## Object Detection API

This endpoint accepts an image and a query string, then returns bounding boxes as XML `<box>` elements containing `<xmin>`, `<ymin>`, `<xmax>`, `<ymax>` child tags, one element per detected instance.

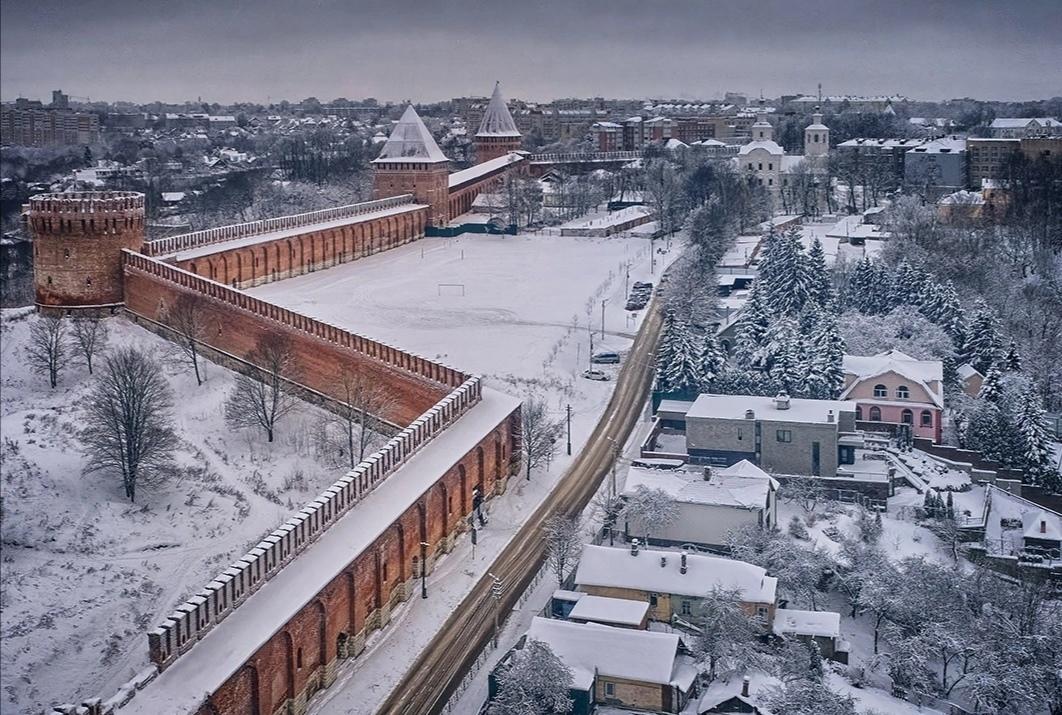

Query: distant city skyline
<box><xmin>2</xmin><ymin>0</ymin><xmax>1061</xmax><ymax>105</ymax></box>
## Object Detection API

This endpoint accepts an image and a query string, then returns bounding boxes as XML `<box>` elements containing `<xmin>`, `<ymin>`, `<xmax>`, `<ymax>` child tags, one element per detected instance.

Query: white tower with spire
<box><xmin>804</xmin><ymin>107</ymin><xmax>830</xmax><ymax>159</ymax></box>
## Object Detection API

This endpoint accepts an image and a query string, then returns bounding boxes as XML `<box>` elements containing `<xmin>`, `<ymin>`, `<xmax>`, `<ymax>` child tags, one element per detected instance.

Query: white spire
<box><xmin>476</xmin><ymin>82</ymin><xmax>521</xmax><ymax>138</ymax></box>
<box><xmin>373</xmin><ymin>105</ymin><xmax>448</xmax><ymax>164</ymax></box>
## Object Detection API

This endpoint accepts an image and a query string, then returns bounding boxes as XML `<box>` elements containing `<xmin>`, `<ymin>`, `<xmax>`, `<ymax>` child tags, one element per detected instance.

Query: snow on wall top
<box><xmin>447</xmin><ymin>152</ymin><xmax>525</xmax><ymax>189</ymax></box>
<box><xmin>574</xmin><ymin>544</ymin><xmax>777</xmax><ymax>604</ymax></box>
<box><xmin>373</xmin><ymin>105</ymin><xmax>449</xmax><ymax>164</ymax></box>
<box><xmin>526</xmin><ymin>616</ymin><xmax>680</xmax><ymax>688</ymax></box>
<box><xmin>476</xmin><ymin>82</ymin><xmax>521</xmax><ymax>138</ymax></box>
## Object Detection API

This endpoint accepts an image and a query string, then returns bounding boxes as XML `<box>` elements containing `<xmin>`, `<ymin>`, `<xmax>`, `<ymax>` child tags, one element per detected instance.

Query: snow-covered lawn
<box><xmin>0</xmin><ymin>311</ymin><xmax>365</xmax><ymax>713</ymax></box>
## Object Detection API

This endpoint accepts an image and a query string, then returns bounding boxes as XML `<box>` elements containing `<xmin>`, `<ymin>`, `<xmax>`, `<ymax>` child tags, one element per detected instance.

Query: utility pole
<box><xmin>588</xmin><ymin>321</ymin><xmax>594</xmax><ymax>368</ymax></box>
<box><xmin>650</xmin><ymin>236</ymin><xmax>656</xmax><ymax>275</ymax></box>
<box><xmin>566</xmin><ymin>404</ymin><xmax>572</xmax><ymax>455</ymax></box>
<box><xmin>419</xmin><ymin>541</ymin><xmax>429</xmax><ymax>599</ymax></box>
<box><xmin>600</xmin><ymin>299</ymin><xmax>608</xmax><ymax>339</ymax></box>
<box><xmin>624</xmin><ymin>261</ymin><xmax>630</xmax><ymax>297</ymax></box>
<box><xmin>488</xmin><ymin>571</ymin><xmax>504</xmax><ymax>648</ymax></box>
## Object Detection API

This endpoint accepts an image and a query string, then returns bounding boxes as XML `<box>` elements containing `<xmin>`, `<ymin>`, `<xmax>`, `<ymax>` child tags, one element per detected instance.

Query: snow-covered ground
<box><xmin>250</xmin><ymin>230</ymin><xmax>680</xmax><ymax>713</ymax></box>
<box><xmin>0</xmin><ymin>310</ymin><xmax>370</xmax><ymax>714</ymax></box>
<box><xmin>800</xmin><ymin>217</ymin><xmax>885</xmax><ymax>265</ymax></box>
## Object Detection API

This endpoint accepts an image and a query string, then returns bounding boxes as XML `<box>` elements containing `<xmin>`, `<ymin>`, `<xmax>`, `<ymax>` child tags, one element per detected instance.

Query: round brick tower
<box><xmin>28</xmin><ymin>191</ymin><xmax>145</xmax><ymax>312</ymax></box>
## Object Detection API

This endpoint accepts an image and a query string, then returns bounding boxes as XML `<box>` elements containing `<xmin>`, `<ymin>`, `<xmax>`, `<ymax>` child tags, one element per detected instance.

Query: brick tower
<box><xmin>372</xmin><ymin>105</ymin><xmax>451</xmax><ymax>226</ymax></box>
<box><xmin>475</xmin><ymin>82</ymin><xmax>522</xmax><ymax>162</ymax></box>
<box><xmin>27</xmin><ymin>190</ymin><xmax>145</xmax><ymax>313</ymax></box>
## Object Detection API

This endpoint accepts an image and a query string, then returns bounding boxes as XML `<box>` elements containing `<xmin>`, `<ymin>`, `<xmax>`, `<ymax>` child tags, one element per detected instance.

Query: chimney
<box><xmin>660</xmin><ymin>555</ymin><xmax>667</xmax><ymax>568</ymax></box>
<box><xmin>774</xmin><ymin>392</ymin><xmax>790</xmax><ymax>410</ymax></box>
<box><xmin>680</xmin><ymin>551</ymin><xmax>688</xmax><ymax>574</ymax></box>
<box><xmin>827</xmin><ymin>410</ymin><xmax>835</xmax><ymax>423</ymax></box>
<box><xmin>742</xmin><ymin>676</ymin><xmax>751</xmax><ymax>697</ymax></box>
<box><xmin>630</xmin><ymin>538</ymin><xmax>640</xmax><ymax>556</ymax></box>
<box><xmin>745</xmin><ymin>409</ymin><xmax>755</xmax><ymax>420</ymax></box>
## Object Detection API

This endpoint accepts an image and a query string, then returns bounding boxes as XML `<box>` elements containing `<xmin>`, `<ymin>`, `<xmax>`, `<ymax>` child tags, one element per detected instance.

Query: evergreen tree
<box><xmin>888</xmin><ymin>259</ymin><xmax>918</xmax><ymax>311</ymax></box>
<box><xmin>805</xmin><ymin>237</ymin><xmax>834</xmax><ymax>309</ymax></box>
<box><xmin>697</xmin><ymin>331</ymin><xmax>726</xmax><ymax>391</ymax></box>
<box><xmin>965</xmin><ymin>300</ymin><xmax>1004</xmax><ymax>373</ymax></box>
<box><xmin>735</xmin><ymin>285</ymin><xmax>772</xmax><ymax>369</ymax></box>
<box><xmin>1003</xmin><ymin>341</ymin><xmax>1022</xmax><ymax>372</ymax></box>
<box><xmin>656</xmin><ymin>313</ymin><xmax>701</xmax><ymax>394</ymax></box>
<box><xmin>760</xmin><ymin>227</ymin><xmax>810</xmax><ymax>315</ymax></box>
<box><xmin>965</xmin><ymin>400</ymin><xmax>1022</xmax><ymax>467</ymax></box>
<box><xmin>847</xmin><ymin>256</ymin><xmax>876</xmax><ymax>314</ymax></box>
<box><xmin>979</xmin><ymin>363</ymin><xmax>1004</xmax><ymax>402</ymax></box>
<box><xmin>805</xmin><ymin>316</ymin><xmax>847</xmax><ymax>399</ymax></box>
<box><xmin>1015</xmin><ymin>387</ymin><xmax>1051</xmax><ymax>478</ymax></box>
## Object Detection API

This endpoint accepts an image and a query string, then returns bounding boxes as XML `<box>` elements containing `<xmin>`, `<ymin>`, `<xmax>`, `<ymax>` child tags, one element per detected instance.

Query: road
<box><xmin>376</xmin><ymin>299</ymin><xmax>664</xmax><ymax>715</ymax></box>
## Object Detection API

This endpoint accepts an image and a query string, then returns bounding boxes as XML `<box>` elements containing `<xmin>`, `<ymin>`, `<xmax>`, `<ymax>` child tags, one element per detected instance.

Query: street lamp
<box><xmin>601</xmin><ymin>298</ymin><xmax>609</xmax><ymax>339</ymax></box>
<box><xmin>420</xmin><ymin>541</ymin><xmax>430</xmax><ymax>599</ymax></box>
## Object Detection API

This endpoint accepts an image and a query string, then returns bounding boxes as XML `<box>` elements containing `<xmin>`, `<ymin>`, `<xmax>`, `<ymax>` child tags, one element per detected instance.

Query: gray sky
<box><xmin>2</xmin><ymin>0</ymin><xmax>1060</xmax><ymax>105</ymax></box>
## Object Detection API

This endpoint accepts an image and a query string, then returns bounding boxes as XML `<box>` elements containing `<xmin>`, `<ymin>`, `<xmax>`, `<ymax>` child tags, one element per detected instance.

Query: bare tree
<box><xmin>225</xmin><ymin>334</ymin><xmax>298</xmax><ymax>443</ymax></box>
<box><xmin>335</xmin><ymin>366</ymin><xmax>394</xmax><ymax>467</ymax></box>
<box><xmin>782</xmin><ymin>477</ymin><xmax>829</xmax><ymax>521</ymax></box>
<box><xmin>81</xmin><ymin>347</ymin><xmax>178</xmax><ymax>502</ymax></box>
<box><xmin>621</xmin><ymin>485</ymin><xmax>679</xmax><ymax>544</ymax></box>
<box><xmin>70</xmin><ymin>317</ymin><xmax>108</xmax><ymax>375</ymax></box>
<box><xmin>164</xmin><ymin>293</ymin><xmax>207</xmax><ymax>385</ymax></box>
<box><xmin>25</xmin><ymin>313</ymin><xmax>68</xmax><ymax>388</ymax></box>
<box><xmin>520</xmin><ymin>395</ymin><xmax>562</xmax><ymax>480</ymax></box>
<box><xmin>543</xmin><ymin>514</ymin><xmax>583</xmax><ymax>586</ymax></box>
<box><xmin>590</xmin><ymin>485</ymin><xmax>623</xmax><ymax>546</ymax></box>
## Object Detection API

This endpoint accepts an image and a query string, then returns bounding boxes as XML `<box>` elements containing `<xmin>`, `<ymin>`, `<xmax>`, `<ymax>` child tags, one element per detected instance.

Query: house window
<box><xmin>855</xmin><ymin>406</ymin><xmax>863</xmax><ymax>420</ymax></box>
<box><xmin>382</xmin><ymin>561</ymin><xmax>388</xmax><ymax>582</ymax></box>
<box><xmin>681</xmin><ymin>600</ymin><xmax>692</xmax><ymax>615</ymax></box>
<box><xmin>768</xmin><ymin>178</ymin><xmax>773</xmax><ymax>186</ymax></box>
<box><xmin>921</xmin><ymin>410</ymin><xmax>934</xmax><ymax>427</ymax></box>
<box><xmin>896</xmin><ymin>385</ymin><xmax>910</xmax><ymax>399</ymax></box>
<box><xmin>776</xmin><ymin>430</ymin><xmax>792</xmax><ymax>443</ymax></box>
<box><xmin>901</xmin><ymin>409</ymin><xmax>913</xmax><ymax>424</ymax></box>
<box><xmin>757</xmin><ymin>606</ymin><xmax>768</xmax><ymax>617</ymax></box>
<box><xmin>758</xmin><ymin>163</ymin><xmax>763</xmax><ymax>170</ymax></box>
<box><xmin>814</xmin><ymin>133</ymin><xmax>819</xmax><ymax>142</ymax></box>
<box><xmin>768</xmin><ymin>163</ymin><xmax>773</xmax><ymax>170</ymax></box>
<box><xmin>649</xmin><ymin>593</ymin><xmax>658</xmax><ymax>607</ymax></box>
<box><xmin>605</xmin><ymin>682</ymin><xmax>615</xmax><ymax>697</ymax></box>
<box><xmin>869</xmin><ymin>406</ymin><xmax>882</xmax><ymax>422</ymax></box>
<box><xmin>873</xmin><ymin>384</ymin><xmax>888</xmax><ymax>398</ymax></box>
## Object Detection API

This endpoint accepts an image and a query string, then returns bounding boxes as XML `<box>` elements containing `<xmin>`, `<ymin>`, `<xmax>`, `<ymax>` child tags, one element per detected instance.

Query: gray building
<box><xmin>684</xmin><ymin>393</ymin><xmax>856</xmax><ymax>477</ymax></box>
<box><xmin>904</xmin><ymin>137</ymin><xmax>967</xmax><ymax>197</ymax></box>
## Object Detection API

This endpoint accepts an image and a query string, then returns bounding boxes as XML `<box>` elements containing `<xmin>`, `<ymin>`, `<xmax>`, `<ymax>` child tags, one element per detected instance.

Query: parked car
<box><xmin>582</xmin><ymin>369</ymin><xmax>611</xmax><ymax>381</ymax></box>
<box><xmin>591</xmin><ymin>351</ymin><xmax>621</xmax><ymax>364</ymax></box>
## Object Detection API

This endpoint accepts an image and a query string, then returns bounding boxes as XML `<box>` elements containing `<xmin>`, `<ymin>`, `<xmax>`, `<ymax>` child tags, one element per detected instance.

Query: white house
<box><xmin>621</xmin><ymin>461</ymin><xmax>778</xmax><ymax>548</ymax></box>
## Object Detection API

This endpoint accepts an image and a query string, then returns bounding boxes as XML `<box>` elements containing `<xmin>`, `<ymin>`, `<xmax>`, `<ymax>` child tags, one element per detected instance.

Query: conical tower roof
<box><xmin>373</xmin><ymin>105</ymin><xmax>448</xmax><ymax>163</ymax></box>
<box><xmin>476</xmin><ymin>82</ymin><xmax>520</xmax><ymax>138</ymax></box>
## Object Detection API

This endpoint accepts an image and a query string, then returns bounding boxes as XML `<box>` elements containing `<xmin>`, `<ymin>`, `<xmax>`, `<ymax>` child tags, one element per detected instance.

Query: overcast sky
<box><xmin>2</xmin><ymin>0</ymin><xmax>1060</xmax><ymax>105</ymax></box>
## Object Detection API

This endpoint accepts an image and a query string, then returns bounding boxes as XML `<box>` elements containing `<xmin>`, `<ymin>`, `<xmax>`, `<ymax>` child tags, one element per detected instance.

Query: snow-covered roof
<box><xmin>841</xmin><ymin>351</ymin><xmax>944</xmax><ymax>408</ymax></box>
<box><xmin>939</xmin><ymin>190</ymin><xmax>985</xmax><ymax>206</ymax></box>
<box><xmin>447</xmin><ymin>152</ymin><xmax>524</xmax><ymax>189</ymax></box>
<box><xmin>658</xmin><ymin>399</ymin><xmax>694</xmax><ymax>416</ymax></box>
<box><xmin>372</xmin><ymin>105</ymin><xmax>449</xmax><ymax>164</ymax></box>
<box><xmin>737</xmin><ymin>140</ymin><xmax>783</xmax><ymax>156</ymax></box>
<box><xmin>1023</xmin><ymin>510</ymin><xmax>1062</xmax><ymax>542</ymax></box>
<box><xmin>575</xmin><ymin>544</ymin><xmax>777</xmax><ymax>603</ymax></box>
<box><xmin>665</xmin><ymin>138</ymin><xmax>689</xmax><ymax>150</ymax></box>
<box><xmin>687</xmin><ymin>393</ymin><xmax>851</xmax><ymax>425</ymax></box>
<box><xmin>567</xmin><ymin>594</ymin><xmax>649</xmax><ymax>626</ymax></box>
<box><xmin>476</xmin><ymin>82</ymin><xmax>521</xmax><ymax>138</ymax></box>
<box><xmin>525</xmin><ymin>617</ymin><xmax>685</xmax><ymax>689</ymax></box>
<box><xmin>907</xmin><ymin>137</ymin><xmax>966</xmax><ymax>154</ymax></box>
<box><xmin>772</xmin><ymin>608</ymin><xmax>840</xmax><ymax>638</ymax></box>
<box><xmin>695</xmin><ymin>138</ymin><xmax>727</xmax><ymax>147</ymax></box>
<box><xmin>956</xmin><ymin>363</ymin><xmax>982</xmax><ymax>381</ymax></box>
<box><xmin>990</xmin><ymin>117</ymin><xmax>1062</xmax><ymax>129</ymax></box>
<box><xmin>623</xmin><ymin>462</ymin><xmax>776</xmax><ymax>509</ymax></box>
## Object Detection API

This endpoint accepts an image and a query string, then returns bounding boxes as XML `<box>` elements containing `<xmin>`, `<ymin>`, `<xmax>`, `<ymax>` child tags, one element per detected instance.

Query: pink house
<box><xmin>841</xmin><ymin>350</ymin><xmax>944</xmax><ymax>443</ymax></box>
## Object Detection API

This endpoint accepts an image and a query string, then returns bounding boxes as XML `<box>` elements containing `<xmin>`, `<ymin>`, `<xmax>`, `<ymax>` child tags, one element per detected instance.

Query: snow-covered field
<box><xmin>0</xmin><ymin>310</ymin><xmax>369</xmax><ymax>713</ymax></box>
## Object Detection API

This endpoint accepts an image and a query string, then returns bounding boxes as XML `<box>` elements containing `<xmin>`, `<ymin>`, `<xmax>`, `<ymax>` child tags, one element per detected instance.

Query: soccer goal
<box><xmin>437</xmin><ymin>283</ymin><xmax>466</xmax><ymax>296</ymax></box>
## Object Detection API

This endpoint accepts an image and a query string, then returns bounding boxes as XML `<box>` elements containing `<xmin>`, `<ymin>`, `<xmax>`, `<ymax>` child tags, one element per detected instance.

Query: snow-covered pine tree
<box><xmin>760</xmin><ymin>227</ymin><xmax>810</xmax><ymax>316</ymax></box>
<box><xmin>697</xmin><ymin>330</ymin><xmax>726</xmax><ymax>392</ymax></box>
<box><xmin>1003</xmin><ymin>341</ymin><xmax>1022</xmax><ymax>372</ymax></box>
<box><xmin>848</xmin><ymin>256</ymin><xmax>877</xmax><ymax>314</ymax></box>
<box><xmin>805</xmin><ymin>236</ymin><xmax>835</xmax><ymax>309</ymax></box>
<box><xmin>805</xmin><ymin>316</ymin><xmax>847</xmax><ymax>399</ymax></box>
<box><xmin>734</xmin><ymin>285</ymin><xmax>772</xmax><ymax>369</ymax></box>
<box><xmin>657</xmin><ymin>314</ymin><xmax>701</xmax><ymax>394</ymax></box>
<box><xmin>763</xmin><ymin>319</ymin><xmax>805</xmax><ymax>393</ymax></box>
<box><xmin>1014</xmin><ymin>386</ymin><xmax>1051</xmax><ymax>479</ymax></box>
<box><xmin>965</xmin><ymin>300</ymin><xmax>1004</xmax><ymax>373</ymax></box>
<box><xmin>979</xmin><ymin>363</ymin><xmax>1003</xmax><ymax>402</ymax></box>
<box><xmin>888</xmin><ymin>259</ymin><xmax>917</xmax><ymax>311</ymax></box>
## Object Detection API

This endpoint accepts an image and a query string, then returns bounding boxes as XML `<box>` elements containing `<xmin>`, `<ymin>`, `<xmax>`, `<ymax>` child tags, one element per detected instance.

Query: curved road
<box><xmin>377</xmin><ymin>300</ymin><xmax>663</xmax><ymax>715</ymax></box>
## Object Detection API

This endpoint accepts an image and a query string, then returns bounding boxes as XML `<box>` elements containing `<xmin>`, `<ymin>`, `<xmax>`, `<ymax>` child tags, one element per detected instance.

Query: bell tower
<box><xmin>804</xmin><ymin>107</ymin><xmax>830</xmax><ymax>159</ymax></box>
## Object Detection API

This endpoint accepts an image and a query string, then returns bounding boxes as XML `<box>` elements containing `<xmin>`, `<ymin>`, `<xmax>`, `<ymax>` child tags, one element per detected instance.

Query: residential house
<box><xmin>620</xmin><ymin>461</ymin><xmax>778</xmax><ymax>549</ymax></box>
<box><xmin>574</xmin><ymin>544</ymin><xmax>778</xmax><ymax>626</ymax></box>
<box><xmin>684</xmin><ymin>393</ymin><xmax>856</xmax><ymax>477</ymax></box>
<box><xmin>489</xmin><ymin>617</ymin><xmax>697</xmax><ymax>715</ymax></box>
<box><xmin>771</xmin><ymin>608</ymin><xmax>848</xmax><ymax>663</ymax></box>
<box><xmin>904</xmin><ymin>136</ymin><xmax>967</xmax><ymax>197</ymax></box>
<box><xmin>956</xmin><ymin>363</ymin><xmax>984</xmax><ymax>398</ymax></box>
<box><xmin>988</xmin><ymin>117</ymin><xmax>1062</xmax><ymax>138</ymax></box>
<box><xmin>698</xmin><ymin>677</ymin><xmax>766</xmax><ymax>714</ymax></box>
<box><xmin>841</xmin><ymin>350</ymin><xmax>944</xmax><ymax>442</ymax></box>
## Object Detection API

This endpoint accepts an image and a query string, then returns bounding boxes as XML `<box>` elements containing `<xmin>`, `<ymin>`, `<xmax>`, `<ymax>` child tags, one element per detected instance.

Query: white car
<box><xmin>582</xmin><ymin>369</ymin><xmax>611</xmax><ymax>381</ymax></box>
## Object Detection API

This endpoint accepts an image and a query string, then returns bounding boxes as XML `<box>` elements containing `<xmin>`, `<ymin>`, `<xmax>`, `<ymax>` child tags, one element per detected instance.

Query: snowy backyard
<box><xmin>0</xmin><ymin>310</ymin><xmax>374</xmax><ymax>713</ymax></box>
